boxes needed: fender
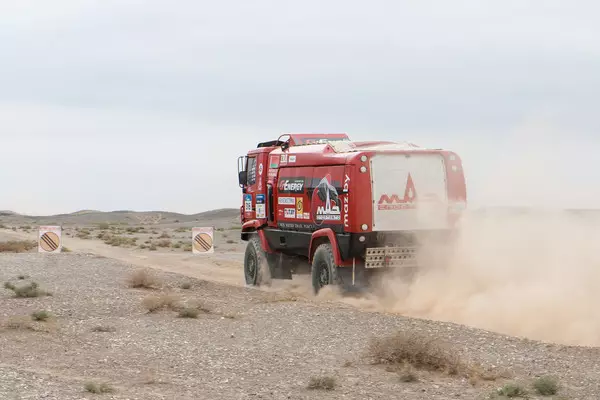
[308,228,344,265]
[241,220,273,253]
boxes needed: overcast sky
[1,0,599,215]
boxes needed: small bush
[62,246,72,253]
[172,242,182,249]
[367,331,464,375]
[533,376,559,396]
[158,232,171,239]
[5,281,51,298]
[0,240,37,253]
[180,282,192,290]
[398,363,419,383]
[127,269,159,289]
[97,222,110,230]
[497,382,528,398]
[142,294,180,313]
[182,244,192,252]
[178,307,199,318]
[84,382,114,394]
[157,239,171,248]
[91,325,116,333]
[226,239,235,244]
[5,316,34,330]
[307,375,336,391]
[149,244,157,251]
[31,310,51,322]
[104,235,137,247]
[175,227,188,233]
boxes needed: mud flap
[269,253,293,280]
[336,264,369,294]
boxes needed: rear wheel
[311,243,339,294]
[244,235,271,286]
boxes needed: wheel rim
[245,254,257,282]
[318,262,329,287]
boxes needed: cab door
[242,153,269,222]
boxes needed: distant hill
[0,208,240,228]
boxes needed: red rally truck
[237,133,467,294]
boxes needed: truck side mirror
[238,170,247,186]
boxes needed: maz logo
[378,174,417,210]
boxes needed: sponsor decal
[258,163,263,175]
[269,155,279,169]
[278,178,305,193]
[289,155,296,163]
[244,194,252,212]
[303,212,310,220]
[311,174,341,224]
[268,168,277,179]
[343,174,350,228]
[284,208,296,219]
[256,194,266,218]
[280,154,288,165]
[296,197,303,215]
[278,196,295,205]
[378,173,417,210]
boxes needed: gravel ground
[1,253,600,399]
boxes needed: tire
[311,243,339,294]
[244,235,272,286]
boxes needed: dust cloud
[355,209,600,346]
[344,123,600,347]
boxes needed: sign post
[192,227,214,254]
[38,226,62,253]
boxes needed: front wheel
[244,235,271,286]
[311,243,339,294]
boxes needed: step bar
[364,246,419,268]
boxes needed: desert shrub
[127,269,159,289]
[532,376,559,396]
[175,227,188,233]
[367,331,465,375]
[4,316,34,331]
[142,294,180,312]
[397,363,419,382]
[61,246,72,252]
[84,382,114,394]
[104,235,137,247]
[31,310,51,321]
[307,375,336,391]
[4,281,51,298]
[182,244,192,252]
[156,239,171,248]
[158,232,171,239]
[0,240,37,253]
[172,242,182,249]
[178,307,199,318]
[97,222,110,230]
[149,244,157,251]
[226,239,235,244]
[496,382,528,398]
[180,282,192,290]
[91,325,116,333]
